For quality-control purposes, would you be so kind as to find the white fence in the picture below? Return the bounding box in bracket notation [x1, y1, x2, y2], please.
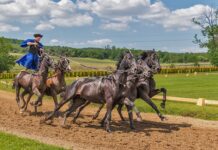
[154, 95, 218, 106]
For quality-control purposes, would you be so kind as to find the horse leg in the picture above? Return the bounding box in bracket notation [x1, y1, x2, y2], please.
[22, 93, 33, 112]
[100, 101, 117, 126]
[20, 90, 28, 109]
[149, 88, 167, 109]
[51, 91, 60, 116]
[139, 89, 166, 121]
[62, 98, 86, 127]
[15, 84, 21, 109]
[117, 103, 125, 121]
[104, 98, 113, 132]
[31, 88, 43, 114]
[126, 104, 135, 129]
[42, 96, 72, 124]
[133, 106, 143, 122]
[92, 103, 105, 120]
[73, 101, 90, 123]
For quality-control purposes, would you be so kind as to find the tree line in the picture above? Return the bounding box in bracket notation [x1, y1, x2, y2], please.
[5, 37, 208, 63]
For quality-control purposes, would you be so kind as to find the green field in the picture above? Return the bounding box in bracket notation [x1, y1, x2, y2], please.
[155, 73, 218, 100]
[0, 132, 65, 150]
[11, 53, 116, 72]
[65, 73, 218, 100]
[135, 99, 218, 120]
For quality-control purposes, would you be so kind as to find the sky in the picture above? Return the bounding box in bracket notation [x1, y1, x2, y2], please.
[0, 0, 217, 53]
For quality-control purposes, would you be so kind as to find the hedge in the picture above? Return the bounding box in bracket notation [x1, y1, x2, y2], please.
[1, 67, 218, 79]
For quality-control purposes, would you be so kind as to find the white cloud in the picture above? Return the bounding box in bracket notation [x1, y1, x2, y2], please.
[0, 0, 214, 32]
[78, 0, 150, 18]
[0, 0, 15, 4]
[35, 23, 54, 31]
[0, 23, 19, 32]
[101, 22, 128, 31]
[138, 2, 211, 30]
[49, 39, 60, 45]
[71, 39, 112, 47]
[0, 0, 93, 32]
[179, 46, 207, 53]
[87, 39, 112, 46]
[49, 14, 93, 27]
[79, 0, 212, 31]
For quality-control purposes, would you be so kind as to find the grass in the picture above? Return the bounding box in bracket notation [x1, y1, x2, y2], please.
[135, 99, 218, 120]
[11, 54, 116, 72]
[155, 73, 218, 100]
[0, 132, 65, 150]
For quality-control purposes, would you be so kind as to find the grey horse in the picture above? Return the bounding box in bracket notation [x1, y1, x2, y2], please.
[72, 54, 152, 129]
[42, 51, 141, 132]
[92, 50, 167, 122]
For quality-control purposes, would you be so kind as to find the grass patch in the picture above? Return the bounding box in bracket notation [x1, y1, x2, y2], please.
[0, 132, 65, 150]
[155, 73, 218, 100]
[135, 99, 218, 120]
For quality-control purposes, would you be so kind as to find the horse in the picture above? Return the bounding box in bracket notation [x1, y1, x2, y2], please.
[20, 57, 71, 112]
[42, 51, 139, 132]
[92, 50, 167, 122]
[72, 54, 152, 129]
[13, 53, 54, 113]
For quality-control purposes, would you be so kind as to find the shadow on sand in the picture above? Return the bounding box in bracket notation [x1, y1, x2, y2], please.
[48, 113, 192, 134]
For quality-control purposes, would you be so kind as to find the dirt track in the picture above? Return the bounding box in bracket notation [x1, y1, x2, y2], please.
[0, 90, 218, 150]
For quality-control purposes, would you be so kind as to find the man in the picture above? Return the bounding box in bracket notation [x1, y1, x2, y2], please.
[16, 34, 44, 71]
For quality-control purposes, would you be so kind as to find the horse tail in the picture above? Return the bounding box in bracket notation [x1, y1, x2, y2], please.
[12, 74, 19, 89]
[12, 80, 16, 89]
[12, 72, 21, 89]
[65, 79, 83, 106]
[64, 80, 80, 100]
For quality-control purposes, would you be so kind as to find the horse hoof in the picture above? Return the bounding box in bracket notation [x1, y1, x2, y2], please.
[40, 119, 44, 124]
[72, 119, 76, 124]
[130, 126, 135, 130]
[92, 116, 97, 120]
[106, 129, 112, 133]
[100, 122, 104, 127]
[136, 117, 142, 122]
[160, 116, 167, 121]
[160, 103, 165, 109]
[61, 124, 70, 129]
[46, 119, 53, 125]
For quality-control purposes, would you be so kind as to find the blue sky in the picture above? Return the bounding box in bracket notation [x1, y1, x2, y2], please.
[0, 0, 217, 52]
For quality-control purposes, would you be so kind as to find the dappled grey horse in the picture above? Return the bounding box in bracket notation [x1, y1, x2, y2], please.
[42, 51, 140, 132]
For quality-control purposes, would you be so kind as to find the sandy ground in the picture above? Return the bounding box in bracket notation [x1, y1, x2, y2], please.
[0, 90, 218, 150]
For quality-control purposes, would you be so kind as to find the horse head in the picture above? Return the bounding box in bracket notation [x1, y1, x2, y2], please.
[40, 53, 54, 69]
[117, 50, 137, 73]
[55, 56, 71, 72]
[140, 49, 161, 74]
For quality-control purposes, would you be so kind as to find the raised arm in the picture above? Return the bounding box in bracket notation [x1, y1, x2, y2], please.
[20, 39, 37, 48]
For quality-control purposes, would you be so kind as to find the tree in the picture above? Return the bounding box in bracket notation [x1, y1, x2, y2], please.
[193, 8, 218, 65]
[0, 37, 15, 73]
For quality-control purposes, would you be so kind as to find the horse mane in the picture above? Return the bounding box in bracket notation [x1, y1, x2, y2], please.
[140, 50, 155, 60]
[116, 51, 130, 69]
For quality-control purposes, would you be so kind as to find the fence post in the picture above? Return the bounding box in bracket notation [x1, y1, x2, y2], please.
[196, 98, 205, 106]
